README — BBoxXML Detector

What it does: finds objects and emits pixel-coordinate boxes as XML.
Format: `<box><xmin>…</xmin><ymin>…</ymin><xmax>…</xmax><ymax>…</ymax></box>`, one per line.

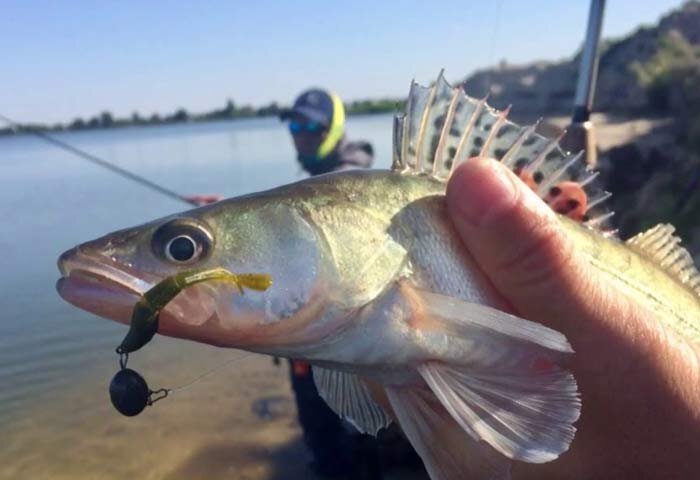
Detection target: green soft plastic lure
<box><xmin>119</xmin><ymin>268</ymin><xmax>273</xmax><ymax>353</ymax></box>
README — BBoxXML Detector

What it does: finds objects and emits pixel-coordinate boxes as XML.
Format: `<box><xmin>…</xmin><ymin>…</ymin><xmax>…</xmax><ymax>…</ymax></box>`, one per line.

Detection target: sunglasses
<box><xmin>289</xmin><ymin>120</ymin><xmax>324</xmax><ymax>134</ymax></box>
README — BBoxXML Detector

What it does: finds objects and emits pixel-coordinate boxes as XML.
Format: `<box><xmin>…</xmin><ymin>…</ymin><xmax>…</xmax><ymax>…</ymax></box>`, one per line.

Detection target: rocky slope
<box><xmin>463</xmin><ymin>1</ymin><xmax>700</xmax><ymax>115</ymax></box>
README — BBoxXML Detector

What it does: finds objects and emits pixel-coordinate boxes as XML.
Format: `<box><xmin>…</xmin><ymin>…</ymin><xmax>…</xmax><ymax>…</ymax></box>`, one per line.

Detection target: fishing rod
<box><xmin>0</xmin><ymin>113</ymin><xmax>199</xmax><ymax>207</ymax></box>
<box><xmin>562</xmin><ymin>0</ymin><xmax>606</xmax><ymax>168</ymax></box>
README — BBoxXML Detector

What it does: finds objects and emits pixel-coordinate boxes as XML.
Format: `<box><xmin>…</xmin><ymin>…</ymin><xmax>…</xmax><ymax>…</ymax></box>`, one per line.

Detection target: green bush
<box><xmin>632</xmin><ymin>31</ymin><xmax>700</xmax><ymax>148</ymax></box>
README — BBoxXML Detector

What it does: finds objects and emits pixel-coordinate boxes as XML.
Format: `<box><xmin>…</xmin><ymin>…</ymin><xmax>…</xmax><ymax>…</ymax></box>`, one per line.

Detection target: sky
<box><xmin>1</xmin><ymin>0</ymin><xmax>685</xmax><ymax>125</ymax></box>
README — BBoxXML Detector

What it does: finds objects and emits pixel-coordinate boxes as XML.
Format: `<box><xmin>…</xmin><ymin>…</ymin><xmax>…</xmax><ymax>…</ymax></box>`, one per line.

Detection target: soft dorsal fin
<box><xmin>626</xmin><ymin>224</ymin><xmax>700</xmax><ymax>296</ymax></box>
<box><xmin>392</xmin><ymin>71</ymin><xmax>615</xmax><ymax>232</ymax></box>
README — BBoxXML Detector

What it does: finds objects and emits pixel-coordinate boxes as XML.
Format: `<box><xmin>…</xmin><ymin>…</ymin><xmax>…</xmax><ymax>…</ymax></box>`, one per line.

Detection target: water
<box><xmin>0</xmin><ymin>115</ymin><xmax>393</xmax><ymax>479</ymax></box>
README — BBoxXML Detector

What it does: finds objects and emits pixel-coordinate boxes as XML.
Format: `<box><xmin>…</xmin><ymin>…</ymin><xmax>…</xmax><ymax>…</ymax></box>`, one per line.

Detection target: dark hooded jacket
<box><xmin>299</xmin><ymin>137</ymin><xmax>374</xmax><ymax>176</ymax></box>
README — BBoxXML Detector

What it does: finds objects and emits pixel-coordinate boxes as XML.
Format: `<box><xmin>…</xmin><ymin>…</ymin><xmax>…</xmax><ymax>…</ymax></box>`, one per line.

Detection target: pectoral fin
<box><xmin>409</xmin><ymin>289</ymin><xmax>580</xmax><ymax>463</ymax></box>
<box><xmin>414</xmin><ymin>289</ymin><xmax>574</xmax><ymax>353</ymax></box>
<box><xmin>313</xmin><ymin>366</ymin><xmax>392</xmax><ymax>435</ymax></box>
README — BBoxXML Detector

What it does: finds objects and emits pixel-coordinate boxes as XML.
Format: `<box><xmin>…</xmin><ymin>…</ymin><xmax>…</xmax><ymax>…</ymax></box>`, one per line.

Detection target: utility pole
<box><xmin>562</xmin><ymin>0</ymin><xmax>606</xmax><ymax>168</ymax></box>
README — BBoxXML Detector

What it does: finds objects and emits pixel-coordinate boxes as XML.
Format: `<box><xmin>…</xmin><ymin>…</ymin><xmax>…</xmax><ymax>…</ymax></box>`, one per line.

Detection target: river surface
<box><xmin>0</xmin><ymin>115</ymin><xmax>396</xmax><ymax>479</ymax></box>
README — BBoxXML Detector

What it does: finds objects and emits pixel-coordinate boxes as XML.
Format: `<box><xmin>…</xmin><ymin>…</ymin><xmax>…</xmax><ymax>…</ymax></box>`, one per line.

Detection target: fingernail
<box><xmin>447</xmin><ymin>159</ymin><xmax>519</xmax><ymax>227</ymax></box>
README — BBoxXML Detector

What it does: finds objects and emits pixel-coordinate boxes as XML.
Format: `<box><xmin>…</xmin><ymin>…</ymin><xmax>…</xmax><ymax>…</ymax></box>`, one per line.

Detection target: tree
<box><xmin>70</xmin><ymin>117</ymin><xmax>86</xmax><ymax>130</ymax></box>
<box><xmin>223</xmin><ymin>99</ymin><xmax>235</xmax><ymax>117</ymax></box>
<box><xmin>236</xmin><ymin>105</ymin><xmax>254</xmax><ymax>117</ymax></box>
<box><xmin>171</xmin><ymin>108</ymin><xmax>189</xmax><ymax>122</ymax></box>
<box><xmin>100</xmin><ymin>111</ymin><xmax>114</xmax><ymax>128</ymax></box>
<box><xmin>632</xmin><ymin>31</ymin><xmax>700</xmax><ymax>115</ymax></box>
<box><xmin>256</xmin><ymin>101</ymin><xmax>280</xmax><ymax>116</ymax></box>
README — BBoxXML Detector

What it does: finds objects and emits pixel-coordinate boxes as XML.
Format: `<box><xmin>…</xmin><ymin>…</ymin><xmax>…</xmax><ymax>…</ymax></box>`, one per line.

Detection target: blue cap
<box><xmin>280</xmin><ymin>89</ymin><xmax>334</xmax><ymax>127</ymax></box>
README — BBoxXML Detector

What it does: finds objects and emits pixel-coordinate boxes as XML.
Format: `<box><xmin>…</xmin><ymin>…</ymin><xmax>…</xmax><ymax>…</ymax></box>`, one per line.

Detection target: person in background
<box><xmin>182</xmin><ymin>193</ymin><xmax>223</xmax><ymax>206</ymax></box>
<box><xmin>280</xmin><ymin>88</ymin><xmax>373</xmax><ymax>175</ymax></box>
<box><xmin>280</xmin><ymin>89</ymin><xmax>422</xmax><ymax>480</ymax></box>
<box><xmin>279</xmin><ymin>88</ymin><xmax>375</xmax><ymax>478</ymax></box>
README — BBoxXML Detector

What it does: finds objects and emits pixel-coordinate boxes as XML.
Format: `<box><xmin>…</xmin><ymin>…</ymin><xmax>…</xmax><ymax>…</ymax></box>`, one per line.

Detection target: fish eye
<box><xmin>152</xmin><ymin>218</ymin><xmax>213</xmax><ymax>265</ymax></box>
<box><xmin>165</xmin><ymin>235</ymin><xmax>197</xmax><ymax>263</ymax></box>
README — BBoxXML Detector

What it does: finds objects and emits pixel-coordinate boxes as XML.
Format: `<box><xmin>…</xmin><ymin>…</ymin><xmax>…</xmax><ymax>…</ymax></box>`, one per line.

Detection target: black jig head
<box><xmin>109</xmin><ymin>349</ymin><xmax>169</xmax><ymax>417</ymax></box>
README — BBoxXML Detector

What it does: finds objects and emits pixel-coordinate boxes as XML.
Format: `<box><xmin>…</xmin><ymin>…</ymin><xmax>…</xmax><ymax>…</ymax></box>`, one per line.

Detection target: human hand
<box><xmin>183</xmin><ymin>194</ymin><xmax>223</xmax><ymax>206</ymax></box>
<box><xmin>445</xmin><ymin>158</ymin><xmax>700</xmax><ymax>479</ymax></box>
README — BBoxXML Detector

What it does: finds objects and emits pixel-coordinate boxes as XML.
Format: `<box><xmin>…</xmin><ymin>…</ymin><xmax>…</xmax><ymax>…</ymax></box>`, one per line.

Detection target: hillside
<box><xmin>463</xmin><ymin>1</ymin><xmax>700</xmax><ymax>115</ymax></box>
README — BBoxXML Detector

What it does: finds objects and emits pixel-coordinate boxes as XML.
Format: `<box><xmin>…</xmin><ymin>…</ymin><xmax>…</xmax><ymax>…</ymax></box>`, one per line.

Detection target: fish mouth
<box><xmin>56</xmin><ymin>247</ymin><xmax>157</xmax><ymax>325</ymax></box>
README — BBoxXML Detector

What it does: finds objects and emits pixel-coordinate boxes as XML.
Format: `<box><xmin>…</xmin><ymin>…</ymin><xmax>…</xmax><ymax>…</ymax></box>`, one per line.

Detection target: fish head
<box><xmin>57</xmin><ymin>197</ymin><xmax>333</xmax><ymax>351</ymax></box>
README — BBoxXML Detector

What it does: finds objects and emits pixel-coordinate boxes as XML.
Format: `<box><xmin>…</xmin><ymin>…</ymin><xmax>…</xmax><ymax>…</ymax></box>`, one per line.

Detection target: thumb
<box><xmin>445</xmin><ymin>158</ymin><xmax>601</xmax><ymax>333</ymax></box>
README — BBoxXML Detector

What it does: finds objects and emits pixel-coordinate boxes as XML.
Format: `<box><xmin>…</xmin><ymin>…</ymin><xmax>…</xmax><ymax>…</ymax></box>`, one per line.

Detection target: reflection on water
<box><xmin>0</xmin><ymin>115</ymin><xmax>393</xmax><ymax>479</ymax></box>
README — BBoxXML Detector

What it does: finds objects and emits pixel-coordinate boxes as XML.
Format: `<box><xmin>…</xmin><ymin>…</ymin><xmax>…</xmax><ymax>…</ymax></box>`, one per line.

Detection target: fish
<box><xmin>56</xmin><ymin>72</ymin><xmax>700</xmax><ymax>480</ymax></box>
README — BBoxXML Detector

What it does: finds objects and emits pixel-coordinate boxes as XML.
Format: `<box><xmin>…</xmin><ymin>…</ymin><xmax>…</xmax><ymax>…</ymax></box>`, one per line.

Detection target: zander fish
<box><xmin>56</xmin><ymin>72</ymin><xmax>700</xmax><ymax>480</ymax></box>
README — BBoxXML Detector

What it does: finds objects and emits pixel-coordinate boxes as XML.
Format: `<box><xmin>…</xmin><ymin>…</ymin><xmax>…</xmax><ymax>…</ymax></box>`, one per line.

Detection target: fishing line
<box><xmin>0</xmin><ymin>113</ymin><xmax>198</xmax><ymax>207</ymax></box>
<box><xmin>169</xmin><ymin>351</ymin><xmax>255</xmax><ymax>394</ymax></box>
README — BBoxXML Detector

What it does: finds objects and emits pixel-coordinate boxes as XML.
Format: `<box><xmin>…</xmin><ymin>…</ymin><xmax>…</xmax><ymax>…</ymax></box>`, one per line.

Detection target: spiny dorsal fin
<box><xmin>392</xmin><ymin>72</ymin><xmax>615</xmax><ymax>232</ymax></box>
<box><xmin>626</xmin><ymin>224</ymin><xmax>700</xmax><ymax>296</ymax></box>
